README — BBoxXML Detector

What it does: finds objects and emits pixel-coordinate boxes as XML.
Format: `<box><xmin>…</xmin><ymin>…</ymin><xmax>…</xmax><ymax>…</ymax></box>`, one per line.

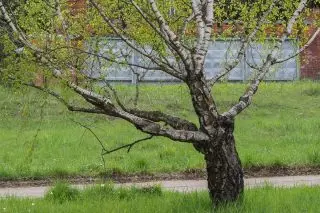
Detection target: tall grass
<box><xmin>1</xmin><ymin>82</ymin><xmax>320</xmax><ymax>179</ymax></box>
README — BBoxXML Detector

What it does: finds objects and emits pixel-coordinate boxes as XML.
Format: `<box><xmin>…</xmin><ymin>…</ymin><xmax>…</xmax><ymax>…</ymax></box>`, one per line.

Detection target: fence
<box><xmin>85</xmin><ymin>38</ymin><xmax>299</xmax><ymax>83</ymax></box>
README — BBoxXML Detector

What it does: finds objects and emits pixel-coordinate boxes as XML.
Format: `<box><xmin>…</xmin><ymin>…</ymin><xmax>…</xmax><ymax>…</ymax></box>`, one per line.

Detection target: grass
<box><xmin>1</xmin><ymin>81</ymin><xmax>320</xmax><ymax>179</ymax></box>
<box><xmin>1</xmin><ymin>183</ymin><xmax>320</xmax><ymax>212</ymax></box>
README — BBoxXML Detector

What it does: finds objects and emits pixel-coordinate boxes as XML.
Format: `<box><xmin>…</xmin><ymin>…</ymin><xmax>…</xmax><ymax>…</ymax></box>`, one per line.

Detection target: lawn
<box><xmin>1</xmin><ymin>183</ymin><xmax>320</xmax><ymax>213</ymax></box>
<box><xmin>1</xmin><ymin>82</ymin><xmax>320</xmax><ymax>179</ymax></box>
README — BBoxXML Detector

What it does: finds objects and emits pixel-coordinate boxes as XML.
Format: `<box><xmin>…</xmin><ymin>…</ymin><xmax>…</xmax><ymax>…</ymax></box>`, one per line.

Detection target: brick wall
<box><xmin>300</xmin><ymin>31</ymin><xmax>320</xmax><ymax>79</ymax></box>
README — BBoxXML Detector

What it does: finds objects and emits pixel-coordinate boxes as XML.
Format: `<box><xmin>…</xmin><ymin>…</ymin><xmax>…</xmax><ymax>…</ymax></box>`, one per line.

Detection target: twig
<box><xmin>70</xmin><ymin>118</ymin><xmax>108</xmax><ymax>170</ymax></box>
<box><xmin>102</xmin><ymin>135</ymin><xmax>154</xmax><ymax>155</ymax></box>
<box><xmin>71</xmin><ymin>118</ymin><xmax>154</xmax><ymax>169</ymax></box>
<box><xmin>70</xmin><ymin>118</ymin><xmax>107</xmax><ymax>151</ymax></box>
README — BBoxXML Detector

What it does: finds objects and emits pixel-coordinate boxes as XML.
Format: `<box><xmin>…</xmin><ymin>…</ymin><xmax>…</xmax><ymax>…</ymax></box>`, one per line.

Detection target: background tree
<box><xmin>0</xmin><ymin>0</ymin><xmax>320</xmax><ymax>206</ymax></box>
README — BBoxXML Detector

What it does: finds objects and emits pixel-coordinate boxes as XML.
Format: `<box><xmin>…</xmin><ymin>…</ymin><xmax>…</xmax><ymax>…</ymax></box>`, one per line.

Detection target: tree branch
<box><xmin>191</xmin><ymin>0</ymin><xmax>214</xmax><ymax>75</ymax></box>
<box><xmin>71</xmin><ymin>118</ymin><xmax>107</xmax><ymax>151</ymax></box>
<box><xmin>179</xmin><ymin>13</ymin><xmax>195</xmax><ymax>38</ymax></box>
<box><xmin>88</xmin><ymin>0</ymin><xmax>185</xmax><ymax>80</ymax></box>
<box><xmin>1</xmin><ymin>0</ymin><xmax>210</xmax><ymax>145</ymax></box>
<box><xmin>275</xmin><ymin>28</ymin><xmax>320</xmax><ymax>64</ymax></box>
<box><xmin>73</xmin><ymin>45</ymin><xmax>163</xmax><ymax>71</ymax></box>
<box><xmin>147</xmin><ymin>0</ymin><xmax>193</xmax><ymax>70</ymax></box>
<box><xmin>70</xmin><ymin>118</ymin><xmax>108</xmax><ymax>170</ymax></box>
<box><xmin>102</xmin><ymin>135</ymin><xmax>154</xmax><ymax>155</ymax></box>
<box><xmin>129</xmin><ymin>0</ymin><xmax>186</xmax><ymax>62</ymax></box>
<box><xmin>128</xmin><ymin>109</ymin><xmax>198</xmax><ymax>131</ymax></box>
<box><xmin>17</xmin><ymin>80</ymin><xmax>105</xmax><ymax>114</ymax></box>
<box><xmin>207</xmin><ymin>0</ymin><xmax>279</xmax><ymax>87</ymax></box>
<box><xmin>222</xmin><ymin>0</ymin><xmax>308</xmax><ymax>119</ymax></box>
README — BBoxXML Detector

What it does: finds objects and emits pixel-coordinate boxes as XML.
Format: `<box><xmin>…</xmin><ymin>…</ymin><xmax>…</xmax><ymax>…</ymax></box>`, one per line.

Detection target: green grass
<box><xmin>1</xmin><ymin>82</ymin><xmax>320</xmax><ymax>179</ymax></box>
<box><xmin>1</xmin><ymin>183</ymin><xmax>320</xmax><ymax>212</ymax></box>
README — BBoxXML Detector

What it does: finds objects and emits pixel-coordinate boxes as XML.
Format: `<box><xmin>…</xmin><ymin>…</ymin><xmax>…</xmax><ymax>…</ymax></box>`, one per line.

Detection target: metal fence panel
<box><xmin>87</xmin><ymin>38</ymin><xmax>299</xmax><ymax>82</ymax></box>
<box><xmin>205</xmin><ymin>40</ymin><xmax>245</xmax><ymax>81</ymax></box>
<box><xmin>245</xmin><ymin>39</ymin><xmax>298</xmax><ymax>81</ymax></box>
<box><xmin>133</xmin><ymin>47</ymin><xmax>177</xmax><ymax>81</ymax></box>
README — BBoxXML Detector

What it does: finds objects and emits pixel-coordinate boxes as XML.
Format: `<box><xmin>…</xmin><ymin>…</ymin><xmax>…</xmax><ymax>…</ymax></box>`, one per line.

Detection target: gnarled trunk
<box><xmin>187</xmin><ymin>76</ymin><xmax>244</xmax><ymax>205</ymax></box>
<box><xmin>204</xmin><ymin>122</ymin><xmax>244</xmax><ymax>206</ymax></box>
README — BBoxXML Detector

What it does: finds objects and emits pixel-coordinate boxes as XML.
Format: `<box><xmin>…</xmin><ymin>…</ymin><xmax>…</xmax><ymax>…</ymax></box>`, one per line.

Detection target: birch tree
<box><xmin>0</xmin><ymin>0</ymin><xmax>319</xmax><ymax>206</ymax></box>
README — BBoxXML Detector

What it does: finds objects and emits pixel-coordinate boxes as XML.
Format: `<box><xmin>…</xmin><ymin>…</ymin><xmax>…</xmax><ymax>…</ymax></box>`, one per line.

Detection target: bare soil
<box><xmin>1</xmin><ymin>166</ymin><xmax>320</xmax><ymax>188</ymax></box>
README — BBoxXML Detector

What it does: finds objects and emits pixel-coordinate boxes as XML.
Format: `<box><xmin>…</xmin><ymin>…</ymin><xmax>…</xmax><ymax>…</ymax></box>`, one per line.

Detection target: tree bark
<box><xmin>204</xmin><ymin>121</ymin><xmax>244</xmax><ymax>206</ymax></box>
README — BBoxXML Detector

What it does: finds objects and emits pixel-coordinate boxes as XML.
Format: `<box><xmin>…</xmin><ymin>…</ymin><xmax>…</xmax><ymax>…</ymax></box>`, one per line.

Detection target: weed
<box><xmin>45</xmin><ymin>182</ymin><xmax>80</xmax><ymax>203</ymax></box>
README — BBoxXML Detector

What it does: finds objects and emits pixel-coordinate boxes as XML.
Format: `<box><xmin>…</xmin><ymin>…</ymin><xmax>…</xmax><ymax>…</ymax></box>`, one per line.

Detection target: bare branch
<box><xmin>71</xmin><ymin>119</ymin><xmax>108</xmax><ymax>151</ymax></box>
<box><xmin>71</xmin><ymin>83</ymin><xmax>209</xmax><ymax>142</ymax></box>
<box><xmin>128</xmin><ymin>0</ymin><xmax>191</xmax><ymax>75</ymax></box>
<box><xmin>71</xmin><ymin>119</ymin><xmax>153</xmax><ymax>166</ymax></box>
<box><xmin>73</xmin><ymin>46</ymin><xmax>163</xmax><ymax>71</ymax></box>
<box><xmin>102</xmin><ymin>135</ymin><xmax>154</xmax><ymax>155</ymax></box>
<box><xmin>88</xmin><ymin>0</ymin><xmax>185</xmax><ymax>80</ymax></box>
<box><xmin>14</xmin><ymin>79</ymin><xmax>105</xmax><ymax>114</ymax></box>
<box><xmin>222</xmin><ymin>0</ymin><xmax>308</xmax><ymax>118</ymax></box>
<box><xmin>28</xmin><ymin>74</ymin><xmax>208</xmax><ymax>142</ymax></box>
<box><xmin>179</xmin><ymin>13</ymin><xmax>195</xmax><ymax>38</ymax></box>
<box><xmin>147</xmin><ymin>0</ymin><xmax>193</xmax><ymax>69</ymax></box>
<box><xmin>68</xmin><ymin>82</ymin><xmax>115</xmax><ymax>110</ymax></box>
<box><xmin>47</xmin><ymin>61</ymin><xmax>208</xmax><ymax>142</ymax></box>
<box><xmin>70</xmin><ymin>119</ymin><xmax>108</xmax><ymax>170</ymax></box>
<box><xmin>128</xmin><ymin>109</ymin><xmax>198</xmax><ymax>131</ymax></box>
<box><xmin>191</xmin><ymin>0</ymin><xmax>214</xmax><ymax>75</ymax></box>
<box><xmin>208</xmin><ymin>0</ymin><xmax>279</xmax><ymax>87</ymax></box>
<box><xmin>275</xmin><ymin>28</ymin><xmax>320</xmax><ymax>64</ymax></box>
<box><xmin>104</xmin><ymin>79</ymin><xmax>127</xmax><ymax>111</ymax></box>
<box><xmin>129</xmin><ymin>0</ymin><xmax>180</xmax><ymax>53</ymax></box>
<box><xmin>192</xmin><ymin>0</ymin><xmax>205</xmax><ymax>55</ymax></box>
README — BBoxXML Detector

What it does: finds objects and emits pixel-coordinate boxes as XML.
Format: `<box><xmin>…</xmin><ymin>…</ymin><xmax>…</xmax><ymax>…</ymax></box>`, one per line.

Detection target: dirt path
<box><xmin>1</xmin><ymin>175</ymin><xmax>320</xmax><ymax>198</ymax></box>
<box><xmin>2</xmin><ymin>165</ymin><xmax>320</xmax><ymax>188</ymax></box>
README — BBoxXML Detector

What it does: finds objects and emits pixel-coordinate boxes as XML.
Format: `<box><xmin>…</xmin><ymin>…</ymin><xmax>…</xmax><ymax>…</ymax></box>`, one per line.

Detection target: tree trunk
<box><xmin>204</xmin><ymin>122</ymin><xmax>244</xmax><ymax>206</ymax></box>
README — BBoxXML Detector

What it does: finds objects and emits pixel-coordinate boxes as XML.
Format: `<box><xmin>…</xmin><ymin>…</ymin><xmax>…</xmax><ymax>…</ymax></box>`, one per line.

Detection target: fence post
<box><xmin>131</xmin><ymin>49</ymin><xmax>138</xmax><ymax>84</ymax></box>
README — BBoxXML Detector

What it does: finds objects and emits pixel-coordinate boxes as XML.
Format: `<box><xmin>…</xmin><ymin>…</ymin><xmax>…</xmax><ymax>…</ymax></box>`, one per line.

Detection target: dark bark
<box><xmin>187</xmin><ymin>74</ymin><xmax>218</xmax><ymax>137</ymax></box>
<box><xmin>204</xmin><ymin>120</ymin><xmax>244</xmax><ymax>206</ymax></box>
<box><xmin>187</xmin><ymin>76</ymin><xmax>243</xmax><ymax>205</ymax></box>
